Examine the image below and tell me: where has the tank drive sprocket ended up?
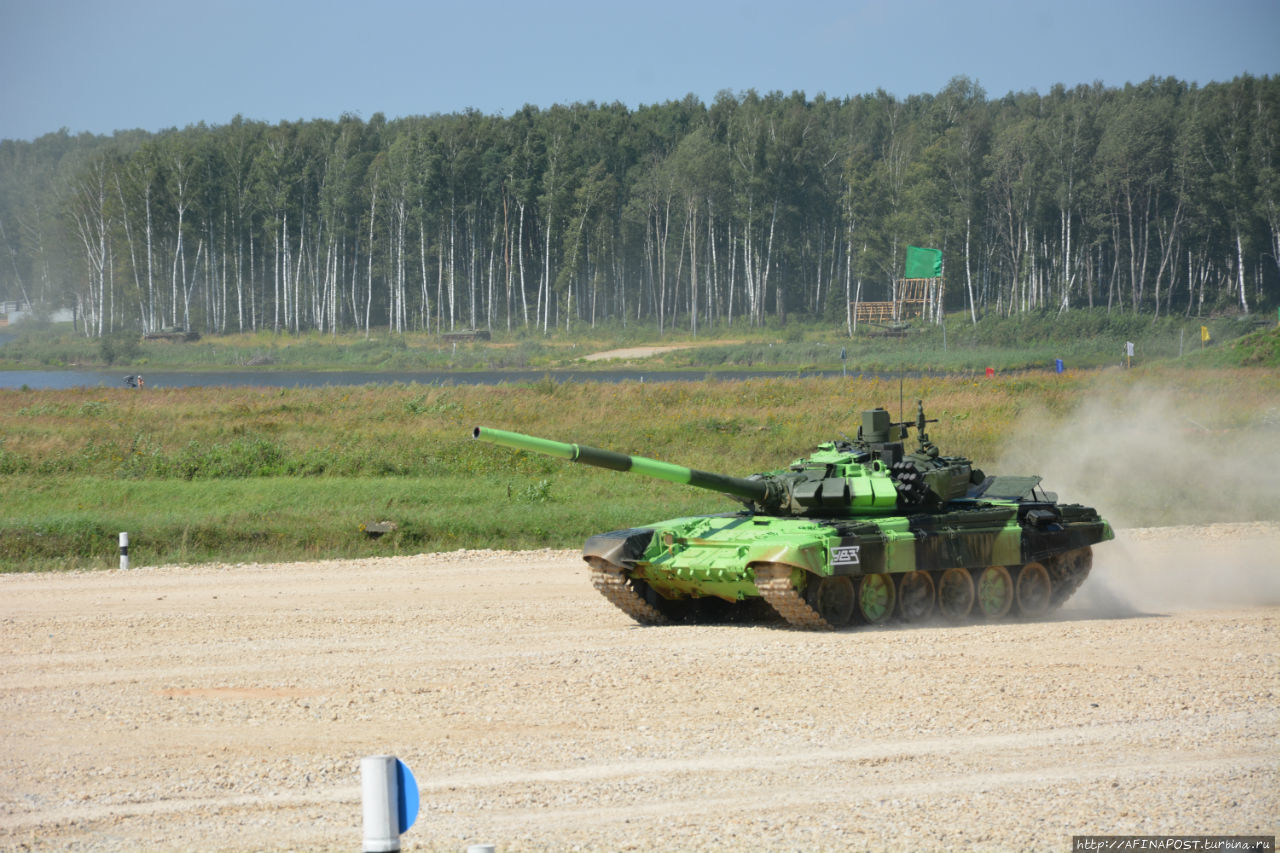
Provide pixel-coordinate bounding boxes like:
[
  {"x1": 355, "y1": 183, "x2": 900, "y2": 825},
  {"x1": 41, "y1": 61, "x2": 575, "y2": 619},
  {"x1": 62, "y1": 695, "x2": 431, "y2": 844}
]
[{"x1": 1046, "y1": 546, "x2": 1094, "y2": 608}]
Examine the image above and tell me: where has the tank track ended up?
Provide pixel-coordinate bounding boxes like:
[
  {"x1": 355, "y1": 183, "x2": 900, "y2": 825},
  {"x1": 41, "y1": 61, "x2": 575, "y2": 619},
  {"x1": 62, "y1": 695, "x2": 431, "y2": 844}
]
[
  {"x1": 588, "y1": 549, "x2": 1093, "y2": 629},
  {"x1": 752, "y1": 563, "x2": 834, "y2": 630},
  {"x1": 586, "y1": 558, "x2": 668, "y2": 624}
]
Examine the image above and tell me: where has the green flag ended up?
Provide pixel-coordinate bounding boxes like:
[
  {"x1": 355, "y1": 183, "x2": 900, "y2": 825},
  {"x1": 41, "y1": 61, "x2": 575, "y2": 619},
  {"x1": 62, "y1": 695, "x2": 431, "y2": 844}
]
[{"x1": 904, "y1": 246, "x2": 942, "y2": 278}]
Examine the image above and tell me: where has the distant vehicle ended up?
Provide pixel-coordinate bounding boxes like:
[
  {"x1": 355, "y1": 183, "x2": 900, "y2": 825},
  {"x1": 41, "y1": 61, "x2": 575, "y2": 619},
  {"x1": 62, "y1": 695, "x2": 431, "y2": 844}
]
[
  {"x1": 441, "y1": 329, "x2": 491, "y2": 343},
  {"x1": 144, "y1": 327, "x2": 200, "y2": 342}
]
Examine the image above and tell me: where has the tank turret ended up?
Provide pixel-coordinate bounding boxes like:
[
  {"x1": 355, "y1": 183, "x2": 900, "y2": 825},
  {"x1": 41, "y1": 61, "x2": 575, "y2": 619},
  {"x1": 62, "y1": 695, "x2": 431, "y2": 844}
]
[{"x1": 475, "y1": 401, "x2": 978, "y2": 517}]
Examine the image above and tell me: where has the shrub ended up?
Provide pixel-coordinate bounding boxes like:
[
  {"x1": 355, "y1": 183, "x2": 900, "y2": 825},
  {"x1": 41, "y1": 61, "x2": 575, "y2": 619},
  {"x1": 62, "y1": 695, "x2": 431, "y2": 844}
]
[{"x1": 99, "y1": 330, "x2": 142, "y2": 366}]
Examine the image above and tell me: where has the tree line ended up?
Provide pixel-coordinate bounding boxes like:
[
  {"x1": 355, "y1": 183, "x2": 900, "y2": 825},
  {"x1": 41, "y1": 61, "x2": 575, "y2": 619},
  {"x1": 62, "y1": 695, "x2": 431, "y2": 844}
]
[{"x1": 1, "y1": 75, "x2": 1276, "y2": 338}]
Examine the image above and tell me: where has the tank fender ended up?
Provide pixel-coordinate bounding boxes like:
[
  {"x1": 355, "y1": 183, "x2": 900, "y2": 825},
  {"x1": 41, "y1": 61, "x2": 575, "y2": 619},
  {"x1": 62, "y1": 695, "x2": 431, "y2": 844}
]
[
  {"x1": 582, "y1": 527, "x2": 655, "y2": 568},
  {"x1": 742, "y1": 539, "x2": 828, "y2": 577}
]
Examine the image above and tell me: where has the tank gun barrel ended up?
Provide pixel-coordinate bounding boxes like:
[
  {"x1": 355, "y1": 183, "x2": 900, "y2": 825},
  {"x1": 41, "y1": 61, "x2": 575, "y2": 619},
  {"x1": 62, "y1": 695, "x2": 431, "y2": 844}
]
[{"x1": 472, "y1": 426, "x2": 771, "y2": 504}]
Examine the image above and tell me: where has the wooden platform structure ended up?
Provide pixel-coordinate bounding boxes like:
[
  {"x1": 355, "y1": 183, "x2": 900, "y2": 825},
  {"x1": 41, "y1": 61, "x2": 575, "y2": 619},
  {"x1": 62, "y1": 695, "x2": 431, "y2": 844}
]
[{"x1": 851, "y1": 277, "x2": 945, "y2": 327}]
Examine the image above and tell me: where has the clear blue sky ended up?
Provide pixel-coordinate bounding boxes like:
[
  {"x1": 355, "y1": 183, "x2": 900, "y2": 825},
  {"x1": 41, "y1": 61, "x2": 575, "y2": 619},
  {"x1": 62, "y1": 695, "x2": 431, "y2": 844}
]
[{"x1": 2, "y1": 0, "x2": 1277, "y2": 142}]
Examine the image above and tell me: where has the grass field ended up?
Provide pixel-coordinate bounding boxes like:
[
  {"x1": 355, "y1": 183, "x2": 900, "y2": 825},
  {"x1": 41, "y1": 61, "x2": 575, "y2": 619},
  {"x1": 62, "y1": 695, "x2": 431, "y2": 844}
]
[
  {"x1": 2, "y1": 311, "x2": 1275, "y2": 373},
  {"x1": 3, "y1": 364, "x2": 1278, "y2": 571}
]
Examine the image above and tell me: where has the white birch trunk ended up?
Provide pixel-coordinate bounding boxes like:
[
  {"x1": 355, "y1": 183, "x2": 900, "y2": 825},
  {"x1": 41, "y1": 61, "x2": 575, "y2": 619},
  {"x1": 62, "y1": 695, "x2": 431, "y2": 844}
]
[
  {"x1": 1236, "y1": 231, "x2": 1249, "y2": 313},
  {"x1": 365, "y1": 176, "x2": 377, "y2": 337},
  {"x1": 419, "y1": 222, "x2": 432, "y2": 332},
  {"x1": 437, "y1": 224, "x2": 445, "y2": 333},
  {"x1": 542, "y1": 210, "x2": 552, "y2": 334},
  {"x1": 145, "y1": 186, "x2": 155, "y2": 332},
  {"x1": 273, "y1": 228, "x2": 280, "y2": 332},
  {"x1": 688, "y1": 201, "x2": 698, "y2": 337},
  {"x1": 844, "y1": 228, "x2": 852, "y2": 337},
  {"x1": 114, "y1": 174, "x2": 146, "y2": 332},
  {"x1": 965, "y1": 216, "x2": 976, "y2": 323},
  {"x1": 761, "y1": 200, "x2": 778, "y2": 323},
  {"x1": 235, "y1": 217, "x2": 244, "y2": 332},
  {"x1": 726, "y1": 220, "x2": 736, "y2": 326},
  {"x1": 517, "y1": 202, "x2": 528, "y2": 327}
]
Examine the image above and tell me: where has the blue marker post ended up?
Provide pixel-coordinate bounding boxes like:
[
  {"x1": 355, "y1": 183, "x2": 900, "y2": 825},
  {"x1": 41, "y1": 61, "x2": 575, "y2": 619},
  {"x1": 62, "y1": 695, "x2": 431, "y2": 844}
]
[{"x1": 361, "y1": 755, "x2": 419, "y2": 853}]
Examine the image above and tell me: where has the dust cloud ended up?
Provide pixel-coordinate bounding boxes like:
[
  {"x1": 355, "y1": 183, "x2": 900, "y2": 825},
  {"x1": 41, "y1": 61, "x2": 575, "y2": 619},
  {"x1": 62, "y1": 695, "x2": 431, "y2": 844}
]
[
  {"x1": 1065, "y1": 524, "x2": 1280, "y2": 616},
  {"x1": 992, "y1": 383, "x2": 1280, "y2": 614}
]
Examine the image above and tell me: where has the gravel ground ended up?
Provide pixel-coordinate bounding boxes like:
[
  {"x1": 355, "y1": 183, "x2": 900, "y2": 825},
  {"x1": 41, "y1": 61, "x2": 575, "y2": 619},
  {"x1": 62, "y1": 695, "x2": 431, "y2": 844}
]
[{"x1": 1, "y1": 524, "x2": 1277, "y2": 852}]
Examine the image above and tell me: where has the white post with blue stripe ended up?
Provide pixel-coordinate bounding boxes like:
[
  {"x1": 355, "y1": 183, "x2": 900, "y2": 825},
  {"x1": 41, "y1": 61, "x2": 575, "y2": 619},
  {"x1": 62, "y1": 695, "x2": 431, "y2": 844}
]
[{"x1": 361, "y1": 755, "x2": 419, "y2": 853}]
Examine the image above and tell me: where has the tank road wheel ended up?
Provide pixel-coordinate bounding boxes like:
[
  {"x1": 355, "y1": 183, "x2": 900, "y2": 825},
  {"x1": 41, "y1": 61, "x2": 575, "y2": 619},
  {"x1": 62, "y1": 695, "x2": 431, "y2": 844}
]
[
  {"x1": 896, "y1": 571, "x2": 936, "y2": 622},
  {"x1": 856, "y1": 573, "x2": 897, "y2": 625},
  {"x1": 586, "y1": 557, "x2": 669, "y2": 625},
  {"x1": 937, "y1": 567, "x2": 975, "y2": 621},
  {"x1": 1014, "y1": 562, "x2": 1053, "y2": 617},
  {"x1": 803, "y1": 576, "x2": 856, "y2": 629},
  {"x1": 975, "y1": 565, "x2": 1014, "y2": 619}
]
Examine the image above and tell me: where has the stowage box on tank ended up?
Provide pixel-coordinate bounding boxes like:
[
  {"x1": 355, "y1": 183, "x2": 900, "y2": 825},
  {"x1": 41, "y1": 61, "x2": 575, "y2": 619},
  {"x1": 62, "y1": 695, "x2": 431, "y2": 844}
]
[{"x1": 473, "y1": 402, "x2": 1112, "y2": 630}]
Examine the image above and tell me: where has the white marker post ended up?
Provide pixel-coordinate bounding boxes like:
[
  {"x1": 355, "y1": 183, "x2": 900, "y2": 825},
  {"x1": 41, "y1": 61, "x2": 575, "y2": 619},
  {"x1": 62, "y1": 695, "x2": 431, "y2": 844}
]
[
  {"x1": 362, "y1": 755, "x2": 398, "y2": 852},
  {"x1": 118, "y1": 532, "x2": 129, "y2": 571},
  {"x1": 361, "y1": 755, "x2": 419, "y2": 853}
]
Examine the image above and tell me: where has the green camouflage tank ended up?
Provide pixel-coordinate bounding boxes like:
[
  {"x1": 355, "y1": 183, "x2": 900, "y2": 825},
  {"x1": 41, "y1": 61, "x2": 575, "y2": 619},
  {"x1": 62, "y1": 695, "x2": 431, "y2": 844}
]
[{"x1": 473, "y1": 402, "x2": 1112, "y2": 629}]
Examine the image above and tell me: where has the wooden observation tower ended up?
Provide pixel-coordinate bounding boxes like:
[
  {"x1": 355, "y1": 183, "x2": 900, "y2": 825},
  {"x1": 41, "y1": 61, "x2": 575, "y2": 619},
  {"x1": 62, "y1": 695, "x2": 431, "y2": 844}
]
[{"x1": 850, "y1": 246, "x2": 944, "y2": 329}]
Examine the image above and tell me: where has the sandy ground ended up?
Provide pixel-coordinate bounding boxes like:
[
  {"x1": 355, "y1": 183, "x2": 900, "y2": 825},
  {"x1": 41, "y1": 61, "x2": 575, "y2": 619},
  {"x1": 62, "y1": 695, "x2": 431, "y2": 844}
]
[
  {"x1": 1, "y1": 524, "x2": 1277, "y2": 852},
  {"x1": 580, "y1": 345, "x2": 698, "y2": 362}
]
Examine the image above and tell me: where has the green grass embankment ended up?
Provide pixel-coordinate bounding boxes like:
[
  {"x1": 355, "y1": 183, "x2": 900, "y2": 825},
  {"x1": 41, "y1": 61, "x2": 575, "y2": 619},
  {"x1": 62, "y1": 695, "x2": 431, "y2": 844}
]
[
  {"x1": 1, "y1": 311, "x2": 1272, "y2": 373},
  {"x1": 2, "y1": 367, "x2": 1278, "y2": 571}
]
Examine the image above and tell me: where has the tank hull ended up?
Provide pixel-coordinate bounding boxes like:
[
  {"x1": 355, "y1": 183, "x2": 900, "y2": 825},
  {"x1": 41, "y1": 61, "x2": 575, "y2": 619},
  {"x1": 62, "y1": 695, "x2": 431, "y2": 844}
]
[{"x1": 583, "y1": 502, "x2": 1112, "y2": 629}]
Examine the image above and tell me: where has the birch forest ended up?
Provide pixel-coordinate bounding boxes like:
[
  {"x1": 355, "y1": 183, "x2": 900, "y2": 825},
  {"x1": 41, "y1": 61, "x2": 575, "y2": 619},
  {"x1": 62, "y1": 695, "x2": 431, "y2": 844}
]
[{"x1": 1, "y1": 76, "x2": 1277, "y2": 337}]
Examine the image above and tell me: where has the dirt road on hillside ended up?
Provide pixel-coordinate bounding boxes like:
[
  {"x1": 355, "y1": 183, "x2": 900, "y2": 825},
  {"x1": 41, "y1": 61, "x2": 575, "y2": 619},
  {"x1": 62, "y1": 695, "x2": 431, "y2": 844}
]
[
  {"x1": 580, "y1": 345, "x2": 696, "y2": 361},
  {"x1": 1, "y1": 524, "x2": 1277, "y2": 851}
]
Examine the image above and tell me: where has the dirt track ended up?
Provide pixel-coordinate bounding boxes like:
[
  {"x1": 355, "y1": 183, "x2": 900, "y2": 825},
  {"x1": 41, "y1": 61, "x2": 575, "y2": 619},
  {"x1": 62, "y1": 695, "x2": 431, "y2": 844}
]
[
  {"x1": 2, "y1": 524, "x2": 1277, "y2": 851},
  {"x1": 580, "y1": 345, "x2": 696, "y2": 361}
]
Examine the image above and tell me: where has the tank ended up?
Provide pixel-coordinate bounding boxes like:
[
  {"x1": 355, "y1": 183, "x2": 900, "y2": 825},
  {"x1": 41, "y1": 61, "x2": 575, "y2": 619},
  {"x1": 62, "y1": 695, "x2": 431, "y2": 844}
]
[{"x1": 472, "y1": 401, "x2": 1112, "y2": 630}]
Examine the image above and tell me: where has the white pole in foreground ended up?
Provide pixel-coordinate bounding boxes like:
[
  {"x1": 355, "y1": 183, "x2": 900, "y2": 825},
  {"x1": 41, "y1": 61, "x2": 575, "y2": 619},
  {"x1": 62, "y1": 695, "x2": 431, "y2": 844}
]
[
  {"x1": 118, "y1": 532, "x2": 129, "y2": 571},
  {"x1": 361, "y1": 755, "x2": 400, "y2": 853}
]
